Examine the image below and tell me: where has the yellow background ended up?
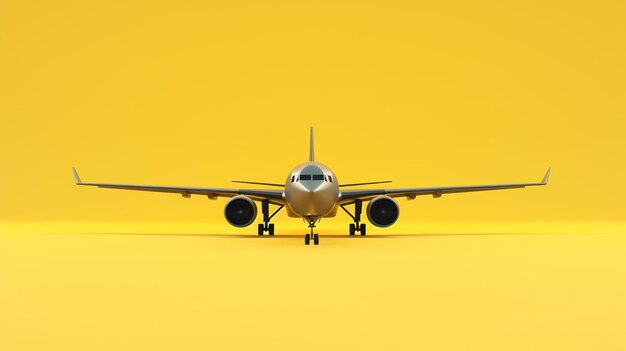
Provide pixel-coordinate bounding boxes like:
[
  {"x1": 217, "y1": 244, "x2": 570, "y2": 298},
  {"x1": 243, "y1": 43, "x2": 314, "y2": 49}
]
[{"x1": 1, "y1": 0, "x2": 625, "y2": 350}]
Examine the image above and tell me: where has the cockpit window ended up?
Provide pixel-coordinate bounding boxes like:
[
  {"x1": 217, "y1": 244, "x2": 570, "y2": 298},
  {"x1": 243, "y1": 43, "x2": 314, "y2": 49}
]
[
  {"x1": 328, "y1": 175, "x2": 333, "y2": 183},
  {"x1": 299, "y1": 174, "x2": 325, "y2": 181},
  {"x1": 291, "y1": 175, "x2": 295, "y2": 182},
  {"x1": 298, "y1": 165, "x2": 326, "y2": 190}
]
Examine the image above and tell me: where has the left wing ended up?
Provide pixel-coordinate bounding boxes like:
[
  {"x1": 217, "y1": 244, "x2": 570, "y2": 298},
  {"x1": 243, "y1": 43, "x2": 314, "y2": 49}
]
[
  {"x1": 340, "y1": 167, "x2": 550, "y2": 203},
  {"x1": 72, "y1": 168, "x2": 284, "y2": 202}
]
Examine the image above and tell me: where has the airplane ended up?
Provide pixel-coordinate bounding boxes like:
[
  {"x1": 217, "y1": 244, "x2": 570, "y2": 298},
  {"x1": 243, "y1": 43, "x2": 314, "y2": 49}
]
[{"x1": 72, "y1": 127, "x2": 550, "y2": 245}]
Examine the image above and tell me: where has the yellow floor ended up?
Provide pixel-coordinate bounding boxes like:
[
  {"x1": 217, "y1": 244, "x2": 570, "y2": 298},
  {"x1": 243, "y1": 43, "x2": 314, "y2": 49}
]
[{"x1": 1, "y1": 224, "x2": 625, "y2": 350}]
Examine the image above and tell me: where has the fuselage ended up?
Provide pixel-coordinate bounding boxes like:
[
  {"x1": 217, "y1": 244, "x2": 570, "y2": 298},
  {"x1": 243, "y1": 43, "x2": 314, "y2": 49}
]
[{"x1": 284, "y1": 162, "x2": 339, "y2": 219}]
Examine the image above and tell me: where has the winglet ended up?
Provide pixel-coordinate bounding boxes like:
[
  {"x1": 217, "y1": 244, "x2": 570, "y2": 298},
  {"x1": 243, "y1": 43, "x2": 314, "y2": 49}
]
[
  {"x1": 542, "y1": 167, "x2": 551, "y2": 185},
  {"x1": 72, "y1": 167, "x2": 82, "y2": 184},
  {"x1": 309, "y1": 126, "x2": 314, "y2": 162}
]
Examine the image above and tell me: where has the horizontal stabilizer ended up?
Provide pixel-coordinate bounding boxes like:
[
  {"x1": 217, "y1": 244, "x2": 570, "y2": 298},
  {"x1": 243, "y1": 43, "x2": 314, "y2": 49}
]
[
  {"x1": 340, "y1": 180, "x2": 392, "y2": 187},
  {"x1": 232, "y1": 180, "x2": 284, "y2": 187}
]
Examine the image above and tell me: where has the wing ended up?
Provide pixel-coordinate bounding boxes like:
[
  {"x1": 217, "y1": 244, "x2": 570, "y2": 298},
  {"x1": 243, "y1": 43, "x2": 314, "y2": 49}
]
[
  {"x1": 72, "y1": 168, "x2": 284, "y2": 202},
  {"x1": 340, "y1": 168, "x2": 550, "y2": 203}
]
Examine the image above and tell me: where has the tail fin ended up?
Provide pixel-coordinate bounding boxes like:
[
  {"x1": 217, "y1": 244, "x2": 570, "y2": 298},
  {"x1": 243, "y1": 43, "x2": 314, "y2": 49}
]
[{"x1": 309, "y1": 126, "x2": 314, "y2": 162}]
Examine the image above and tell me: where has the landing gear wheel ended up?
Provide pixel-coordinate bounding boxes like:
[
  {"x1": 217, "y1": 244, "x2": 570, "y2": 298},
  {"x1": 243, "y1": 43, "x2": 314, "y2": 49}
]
[
  {"x1": 343, "y1": 200, "x2": 364, "y2": 237},
  {"x1": 305, "y1": 234, "x2": 311, "y2": 245},
  {"x1": 313, "y1": 234, "x2": 319, "y2": 245},
  {"x1": 259, "y1": 199, "x2": 283, "y2": 237}
]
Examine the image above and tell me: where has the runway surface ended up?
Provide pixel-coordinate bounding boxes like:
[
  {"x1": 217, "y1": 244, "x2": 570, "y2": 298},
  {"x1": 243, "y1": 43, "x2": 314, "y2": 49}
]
[{"x1": 1, "y1": 227, "x2": 625, "y2": 350}]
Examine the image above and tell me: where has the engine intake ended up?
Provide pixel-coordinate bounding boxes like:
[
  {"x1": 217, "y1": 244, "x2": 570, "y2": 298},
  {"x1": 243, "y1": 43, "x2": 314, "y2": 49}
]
[
  {"x1": 366, "y1": 195, "x2": 399, "y2": 227},
  {"x1": 224, "y1": 195, "x2": 257, "y2": 227}
]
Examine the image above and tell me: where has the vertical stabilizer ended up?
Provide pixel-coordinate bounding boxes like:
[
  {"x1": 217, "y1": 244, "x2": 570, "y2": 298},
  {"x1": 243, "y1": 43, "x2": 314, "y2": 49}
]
[{"x1": 309, "y1": 127, "x2": 314, "y2": 162}]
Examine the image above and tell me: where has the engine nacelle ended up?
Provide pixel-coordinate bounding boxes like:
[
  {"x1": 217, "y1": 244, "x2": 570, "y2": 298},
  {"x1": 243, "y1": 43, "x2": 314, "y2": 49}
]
[
  {"x1": 366, "y1": 195, "x2": 399, "y2": 227},
  {"x1": 224, "y1": 195, "x2": 257, "y2": 227}
]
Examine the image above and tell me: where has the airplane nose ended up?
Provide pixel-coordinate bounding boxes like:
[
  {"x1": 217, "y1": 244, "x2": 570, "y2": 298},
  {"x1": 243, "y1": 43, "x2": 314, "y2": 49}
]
[{"x1": 302, "y1": 182, "x2": 320, "y2": 192}]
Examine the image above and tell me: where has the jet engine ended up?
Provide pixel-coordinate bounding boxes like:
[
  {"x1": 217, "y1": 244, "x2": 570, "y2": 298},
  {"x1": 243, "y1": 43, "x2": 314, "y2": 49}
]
[
  {"x1": 366, "y1": 195, "x2": 399, "y2": 227},
  {"x1": 224, "y1": 195, "x2": 257, "y2": 227}
]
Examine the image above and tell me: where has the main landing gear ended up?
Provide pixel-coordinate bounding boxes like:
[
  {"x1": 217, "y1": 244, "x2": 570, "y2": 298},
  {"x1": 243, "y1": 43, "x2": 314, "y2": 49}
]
[
  {"x1": 304, "y1": 216, "x2": 320, "y2": 245},
  {"x1": 340, "y1": 199, "x2": 367, "y2": 236},
  {"x1": 258, "y1": 200, "x2": 284, "y2": 236}
]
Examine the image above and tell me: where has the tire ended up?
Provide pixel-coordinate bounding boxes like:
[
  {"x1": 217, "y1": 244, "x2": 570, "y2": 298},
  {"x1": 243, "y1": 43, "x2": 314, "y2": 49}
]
[
  {"x1": 360, "y1": 223, "x2": 366, "y2": 236},
  {"x1": 313, "y1": 234, "x2": 319, "y2": 245},
  {"x1": 258, "y1": 223, "x2": 264, "y2": 236},
  {"x1": 349, "y1": 223, "x2": 356, "y2": 235},
  {"x1": 268, "y1": 223, "x2": 275, "y2": 235},
  {"x1": 305, "y1": 234, "x2": 311, "y2": 245}
]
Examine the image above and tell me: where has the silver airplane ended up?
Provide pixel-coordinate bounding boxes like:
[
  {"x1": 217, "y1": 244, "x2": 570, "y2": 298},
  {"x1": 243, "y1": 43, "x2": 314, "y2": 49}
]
[{"x1": 72, "y1": 127, "x2": 550, "y2": 245}]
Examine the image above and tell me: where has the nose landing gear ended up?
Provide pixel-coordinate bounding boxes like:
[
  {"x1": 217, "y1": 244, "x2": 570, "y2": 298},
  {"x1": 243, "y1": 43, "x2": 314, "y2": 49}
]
[
  {"x1": 341, "y1": 200, "x2": 367, "y2": 236},
  {"x1": 304, "y1": 216, "x2": 320, "y2": 245},
  {"x1": 257, "y1": 200, "x2": 283, "y2": 236},
  {"x1": 304, "y1": 232, "x2": 319, "y2": 245}
]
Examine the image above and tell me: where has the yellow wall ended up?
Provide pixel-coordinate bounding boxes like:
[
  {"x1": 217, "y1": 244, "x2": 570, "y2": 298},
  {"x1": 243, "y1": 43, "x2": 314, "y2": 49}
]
[{"x1": 1, "y1": 0, "x2": 625, "y2": 227}]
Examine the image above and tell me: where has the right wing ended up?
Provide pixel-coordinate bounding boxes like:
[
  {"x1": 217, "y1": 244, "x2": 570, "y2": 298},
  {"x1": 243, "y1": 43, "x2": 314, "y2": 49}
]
[
  {"x1": 340, "y1": 168, "x2": 550, "y2": 203},
  {"x1": 72, "y1": 168, "x2": 284, "y2": 202}
]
